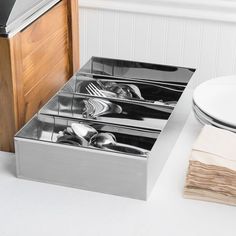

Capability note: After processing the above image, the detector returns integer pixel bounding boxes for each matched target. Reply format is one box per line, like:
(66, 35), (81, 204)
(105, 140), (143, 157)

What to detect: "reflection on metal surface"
(79, 57), (195, 83)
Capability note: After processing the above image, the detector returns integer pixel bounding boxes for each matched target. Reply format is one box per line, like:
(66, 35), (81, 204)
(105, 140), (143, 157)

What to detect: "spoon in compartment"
(57, 134), (83, 146)
(57, 127), (84, 146)
(91, 132), (149, 157)
(71, 123), (98, 146)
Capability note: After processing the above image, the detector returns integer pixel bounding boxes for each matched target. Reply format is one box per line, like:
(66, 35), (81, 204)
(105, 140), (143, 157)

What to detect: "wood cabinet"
(0, 0), (79, 152)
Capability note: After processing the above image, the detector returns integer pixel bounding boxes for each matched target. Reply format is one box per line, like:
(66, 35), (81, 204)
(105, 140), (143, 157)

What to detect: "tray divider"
(57, 95), (60, 117)
(71, 93), (75, 118)
(50, 116), (56, 142)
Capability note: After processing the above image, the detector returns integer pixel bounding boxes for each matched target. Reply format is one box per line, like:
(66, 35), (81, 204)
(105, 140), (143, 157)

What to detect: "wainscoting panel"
(117, 13), (134, 59)
(79, 6), (236, 84)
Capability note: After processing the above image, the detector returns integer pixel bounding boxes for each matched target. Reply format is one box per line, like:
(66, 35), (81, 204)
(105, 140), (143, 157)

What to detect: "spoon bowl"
(92, 132), (148, 156)
(71, 123), (98, 146)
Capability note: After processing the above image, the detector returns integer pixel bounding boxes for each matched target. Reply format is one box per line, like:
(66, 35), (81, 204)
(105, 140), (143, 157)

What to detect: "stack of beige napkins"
(184, 125), (236, 206)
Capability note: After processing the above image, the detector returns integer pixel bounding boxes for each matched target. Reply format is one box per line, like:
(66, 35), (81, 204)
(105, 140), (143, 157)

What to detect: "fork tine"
(87, 84), (101, 96)
(86, 87), (93, 95)
(86, 86), (94, 96)
(86, 84), (97, 96)
(85, 83), (107, 97)
(89, 83), (105, 97)
(89, 83), (106, 97)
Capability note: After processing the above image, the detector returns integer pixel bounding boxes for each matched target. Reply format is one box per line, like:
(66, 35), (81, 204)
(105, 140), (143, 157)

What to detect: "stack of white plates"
(193, 75), (236, 132)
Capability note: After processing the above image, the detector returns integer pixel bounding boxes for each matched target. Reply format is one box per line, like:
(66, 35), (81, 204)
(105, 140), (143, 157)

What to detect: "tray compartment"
(62, 73), (187, 105)
(16, 114), (158, 156)
(40, 93), (171, 130)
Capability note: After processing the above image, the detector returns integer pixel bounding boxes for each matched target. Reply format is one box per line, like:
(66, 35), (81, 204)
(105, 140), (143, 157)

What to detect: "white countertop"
(0, 112), (235, 236)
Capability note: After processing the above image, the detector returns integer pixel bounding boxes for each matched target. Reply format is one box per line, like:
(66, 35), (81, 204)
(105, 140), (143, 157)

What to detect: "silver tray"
(15, 57), (196, 200)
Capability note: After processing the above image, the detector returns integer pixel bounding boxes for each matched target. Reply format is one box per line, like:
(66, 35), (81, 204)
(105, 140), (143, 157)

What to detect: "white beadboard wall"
(79, 1), (236, 84)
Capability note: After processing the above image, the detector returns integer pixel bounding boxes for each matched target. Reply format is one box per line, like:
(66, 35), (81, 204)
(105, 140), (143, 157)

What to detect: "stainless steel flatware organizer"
(15, 57), (196, 200)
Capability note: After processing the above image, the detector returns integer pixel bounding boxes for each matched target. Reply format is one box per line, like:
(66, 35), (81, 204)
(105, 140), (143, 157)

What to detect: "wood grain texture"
(9, 0), (70, 131)
(0, 38), (16, 151)
(67, 0), (80, 74)
(0, 0), (80, 152)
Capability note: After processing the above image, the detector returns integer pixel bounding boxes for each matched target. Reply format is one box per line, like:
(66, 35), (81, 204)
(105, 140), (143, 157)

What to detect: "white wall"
(79, 0), (236, 84)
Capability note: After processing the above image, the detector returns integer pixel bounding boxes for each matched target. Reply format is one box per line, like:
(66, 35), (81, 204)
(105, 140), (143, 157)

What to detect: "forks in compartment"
(85, 83), (117, 98)
(84, 82), (178, 108)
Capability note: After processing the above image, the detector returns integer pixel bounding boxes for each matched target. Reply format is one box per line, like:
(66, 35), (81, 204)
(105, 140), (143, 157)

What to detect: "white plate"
(193, 103), (236, 133)
(193, 75), (236, 127)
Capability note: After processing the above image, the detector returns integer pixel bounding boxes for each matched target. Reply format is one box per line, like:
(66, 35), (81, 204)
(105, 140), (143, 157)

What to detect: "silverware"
(57, 135), (83, 146)
(97, 78), (185, 92)
(57, 123), (150, 155)
(126, 84), (144, 100)
(80, 79), (181, 106)
(57, 126), (89, 146)
(91, 132), (149, 156)
(82, 98), (122, 119)
(154, 100), (176, 107)
(71, 123), (98, 146)
(86, 83), (117, 98)
(97, 80), (143, 99)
